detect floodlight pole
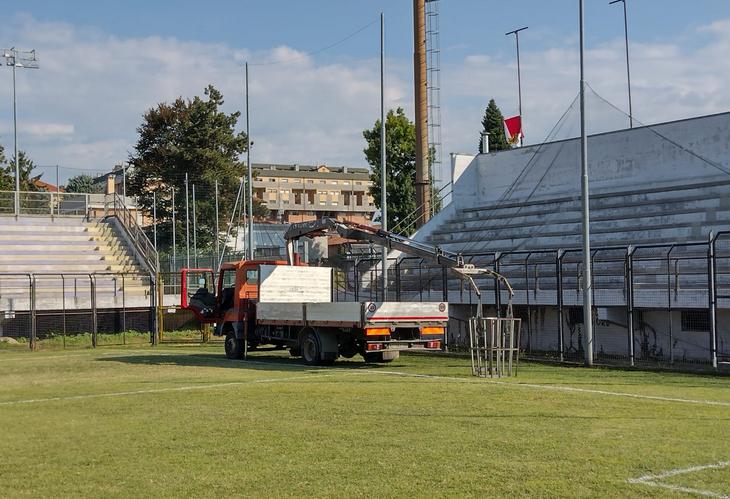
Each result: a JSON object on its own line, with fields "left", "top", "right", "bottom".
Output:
{"left": 185, "top": 172, "right": 190, "bottom": 268}
{"left": 505, "top": 27, "right": 528, "bottom": 146}
{"left": 171, "top": 187, "right": 176, "bottom": 270}
{"left": 610, "top": 0, "right": 633, "bottom": 128}
{"left": 380, "top": 12, "right": 388, "bottom": 297}
{"left": 245, "top": 62, "right": 254, "bottom": 260}
{"left": 3, "top": 48, "right": 39, "bottom": 216}
{"left": 12, "top": 60, "right": 18, "bottom": 214}
{"left": 579, "top": 0, "right": 594, "bottom": 366}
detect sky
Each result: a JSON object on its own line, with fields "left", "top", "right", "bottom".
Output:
{"left": 1, "top": 0, "right": 730, "bottom": 184}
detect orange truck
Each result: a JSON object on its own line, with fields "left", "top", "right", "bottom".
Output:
{"left": 181, "top": 218, "right": 511, "bottom": 365}
{"left": 181, "top": 259, "right": 448, "bottom": 365}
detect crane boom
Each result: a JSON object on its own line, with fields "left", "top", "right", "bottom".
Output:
{"left": 284, "top": 218, "right": 514, "bottom": 316}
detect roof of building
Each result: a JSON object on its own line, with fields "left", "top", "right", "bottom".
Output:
{"left": 252, "top": 163, "right": 371, "bottom": 180}
{"left": 33, "top": 179, "right": 64, "bottom": 193}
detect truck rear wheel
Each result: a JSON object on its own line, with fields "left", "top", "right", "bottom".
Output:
{"left": 301, "top": 331, "right": 321, "bottom": 366}
{"left": 225, "top": 332, "right": 244, "bottom": 360}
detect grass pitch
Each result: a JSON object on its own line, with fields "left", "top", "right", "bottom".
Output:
{"left": 1, "top": 345, "right": 729, "bottom": 498}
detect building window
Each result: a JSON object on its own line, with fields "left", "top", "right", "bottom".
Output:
{"left": 343, "top": 181, "right": 350, "bottom": 186}
{"left": 269, "top": 178, "right": 276, "bottom": 182}
{"left": 307, "top": 179, "right": 314, "bottom": 184}
{"left": 331, "top": 180, "right": 338, "bottom": 185}
{"left": 681, "top": 311, "right": 710, "bottom": 332}
{"left": 281, "top": 178, "right": 288, "bottom": 183}
{"left": 355, "top": 181, "right": 362, "bottom": 185}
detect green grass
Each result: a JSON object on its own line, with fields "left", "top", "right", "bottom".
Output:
{"left": 1, "top": 346, "right": 729, "bottom": 498}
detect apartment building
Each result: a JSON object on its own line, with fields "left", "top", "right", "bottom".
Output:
{"left": 252, "top": 163, "right": 376, "bottom": 224}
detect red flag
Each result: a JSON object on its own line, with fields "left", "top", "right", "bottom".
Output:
{"left": 504, "top": 115, "right": 523, "bottom": 145}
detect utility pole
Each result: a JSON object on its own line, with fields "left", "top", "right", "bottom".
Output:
{"left": 380, "top": 12, "right": 388, "bottom": 297}
{"left": 505, "top": 27, "right": 528, "bottom": 146}
{"left": 610, "top": 0, "right": 633, "bottom": 128}
{"left": 3, "top": 48, "right": 39, "bottom": 216}
{"left": 153, "top": 190, "right": 157, "bottom": 253}
{"left": 413, "top": 0, "right": 430, "bottom": 228}
{"left": 171, "top": 187, "right": 176, "bottom": 270}
{"left": 579, "top": 0, "right": 594, "bottom": 366}
{"left": 214, "top": 179, "right": 220, "bottom": 267}
{"left": 192, "top": 184, "right": 198, "bottom": 267}
{"left": 245, "top": 62, "right": 255, "bottom": 260}
{"left": 185, "top": 173, "right": 190, "bottom": 268}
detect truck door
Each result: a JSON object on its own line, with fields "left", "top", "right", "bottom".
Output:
{"left": 240, "top": 265, "right": 259, "bottom": 301}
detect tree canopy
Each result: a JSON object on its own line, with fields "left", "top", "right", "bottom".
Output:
{"left": 65, "top": 174, "right": 103, "bottom": 194}
{"left": 128, "top": 85, "right": 263, "bottom": 253}
{"left": 363, "top": 107, "right": 440, "bottom": 235}
{"left": 0, "top": 145, "right": 40, "bottom": 192}
{"left": 479, "top": 99, "right": 511, "bottom": 153}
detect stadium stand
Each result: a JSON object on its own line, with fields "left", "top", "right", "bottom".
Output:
{"left": 410, "top": 112, "right": 730, "bottom": 365}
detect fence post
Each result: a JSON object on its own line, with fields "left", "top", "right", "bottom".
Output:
{"left": 30, "top": 274, "right": 37, "bottom": 350}
{"left": 556, "top": 250, "right": 564, "bottom": 362}
{"left": 708, "top": 233, "right": 718, "bottom": 370}
{"left": 395, "top": 259, "right": 402, "bottom": 302}
{"left": 494, "top": 253, "right": 502, "bottom": 318}
{"left": 121, "top": 274, "right": 126, "bottom": 345}
{"left": 90, "top": 275, "right": 97, "bottom": 348}
{"left": 61, "top": 274, "right": 67, "bottom": 349}
{"left": 525, "top": 253, "right": 532, "bottom": 353}
{"left": 442, "top": 265, "right": 448, "bottom": 303}
{"left": 156, "top": 273, "right": 163, "bottom": 346}
{"left": 626, "top": 245, "right": 635, "bottom": 367}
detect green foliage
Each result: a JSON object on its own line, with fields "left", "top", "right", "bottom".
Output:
{"left": 363, "top": 108, "right": 440, "bottom": 235}
{"left": 479, "top": 99, "right": 511, "bottom": 153}
{"left": 0, "top": 144, "right": 40, "bottom": 191}
{"left": 65, "top": 174, "right": 103, "bottom": 194}
{"left": 129, "top": 85, "right": 265, "bottom": 252}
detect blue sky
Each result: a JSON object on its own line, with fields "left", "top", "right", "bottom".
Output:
{"left": 2, "top": 1, "right": 730, "bottom": 181}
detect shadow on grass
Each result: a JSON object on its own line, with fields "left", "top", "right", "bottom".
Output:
{"left": 98, "top": 351, "right": 388, "bottom": 373}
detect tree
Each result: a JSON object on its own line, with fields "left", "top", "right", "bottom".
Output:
{"left": 363, "top": 107, "right": 440, "bottom": 235}
{"left": 478, "top": 99, "right": 510, "bottom": 153}
{"left": 0, "top": 146, "right": 40, "bottom": 191}
{"left": 129, "top": 85, "right": 265, "bottom": 253}
{"left": 65, "top": 174, "right": 103, "bottom": 194}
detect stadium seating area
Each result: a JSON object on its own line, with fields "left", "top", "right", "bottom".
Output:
{"left": 0, "top": 216, "right": 151, "bottom": 311}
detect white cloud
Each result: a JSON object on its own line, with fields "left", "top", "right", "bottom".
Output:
{"left": 0, "top": 13, "right": 729, "bottom": 185}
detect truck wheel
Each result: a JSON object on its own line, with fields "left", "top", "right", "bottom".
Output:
{"left": 225, "top": 332, "right": 244, "bottom": 359}
{"left": 362, "top": 351, "right": 399, "bottom": 364}
{"left": 301, "top": 330, "right": 321, "bottom": 366}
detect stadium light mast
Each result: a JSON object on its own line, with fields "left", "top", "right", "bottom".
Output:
{"left": 3, "top": 48, "right": 39, "bottom": 216}
{"left": 579, "top": 0, "right": 594, "bottom": 366}
{"left": 380, "top": 12, "right": 388, "bottom": 297}
{"left": 609, "top": 0, "right": 633, "bottom": 128}
{"left": 245, "top": 62, "right": 254, "bottom": 260}
{"left": 505, "top": 27, "right": 528, "bottom": 146}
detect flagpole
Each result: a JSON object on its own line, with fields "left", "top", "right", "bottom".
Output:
{"left": 506, "top": 26, "right": 528, "bottom": 146}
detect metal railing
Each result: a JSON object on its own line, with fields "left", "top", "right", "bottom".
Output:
{"left": 0, "top": 190, "right": 91, "bottom": 217}
{"left": 104, "top": 193, "right": 159, "bottom": 275}
{"left": 335, "top": 235, "right": 730, "bottom": 370}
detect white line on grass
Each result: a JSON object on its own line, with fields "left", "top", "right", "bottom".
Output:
{"left": 628, "top": 461, "right": 730, "bottom": 498}
{"left": 0, "top": 373, "right": 335, "bottom": 407}
{"left": 362, "top": 370, "right": 730, "bottom": 408}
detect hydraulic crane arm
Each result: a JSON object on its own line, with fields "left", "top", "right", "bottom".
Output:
{"left": 284, "top": 218, "right": 514, "bottom": 315}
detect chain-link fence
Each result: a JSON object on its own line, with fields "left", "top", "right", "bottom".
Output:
{"left": 0, "top": 272, "right": 156, "bottom": 349}
{"left": 332, "top": 236, "right": 730, "bottom": 371}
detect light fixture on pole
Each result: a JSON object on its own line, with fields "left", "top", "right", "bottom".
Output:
{"left": 609, "top": 0, "right": 633, "bottom": 128}
{"left": 505, "top": 27, "right": 527, "bottom": 146}
{"left": 2, "top": 48, "right": 39, "bottom": 216}
{"left": 579, "top": 0, "right": 594, "bottom": 366}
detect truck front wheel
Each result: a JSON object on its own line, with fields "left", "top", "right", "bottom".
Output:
{"left": 225, "top": 332, "right": 244, "bottom": 359}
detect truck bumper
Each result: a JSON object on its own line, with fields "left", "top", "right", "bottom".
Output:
{"left": 366, "top": 339, "right": 442, "bottom": 352}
